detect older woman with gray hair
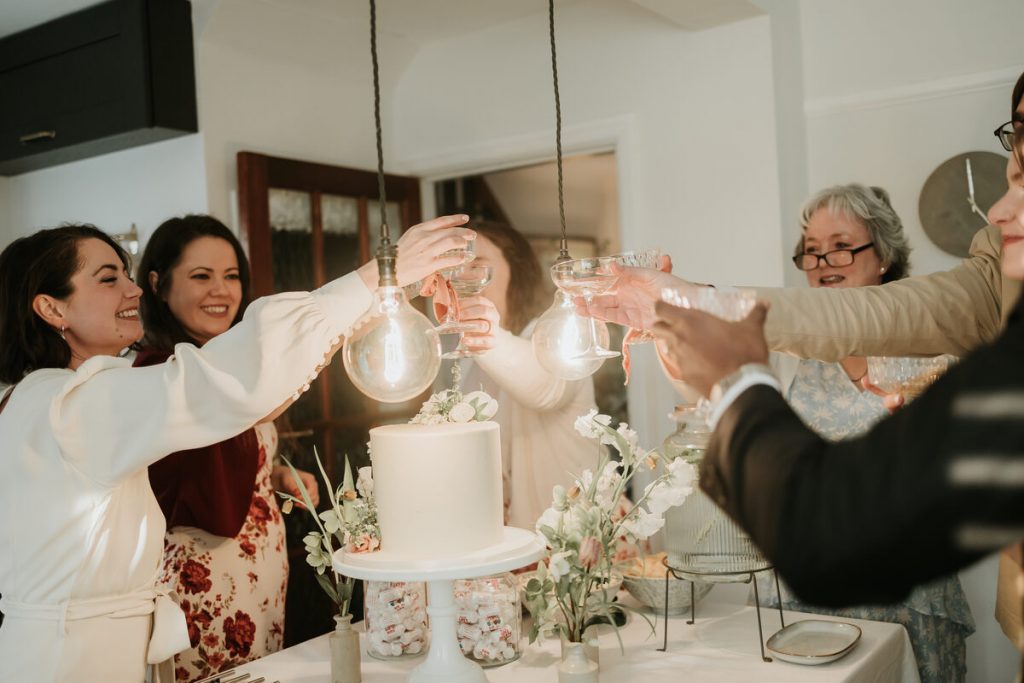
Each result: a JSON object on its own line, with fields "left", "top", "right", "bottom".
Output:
{"left": 757, "top": 182, "right": 974, "bottom": 682}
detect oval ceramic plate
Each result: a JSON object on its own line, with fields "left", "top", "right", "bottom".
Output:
{"left": 766, "top": 619, "right": 862, "bottom": 665}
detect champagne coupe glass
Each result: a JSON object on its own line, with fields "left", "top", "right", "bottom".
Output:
{"left": 660, "top": 285, "right": 757, "bottom": 425}
{"left": 551, "top": 256, "right": 621, "bottom": 360}
{"left": 866, "top": 355, "right": 956, "bottom": 402}
{"left": 608, "top": 248, "right": 662, "bottom": 344}
{"left": 442, "top": 264, "right": 494, "bottom": 359}
{"left": 434, "top": 238, "right": 478, "bottom": 334}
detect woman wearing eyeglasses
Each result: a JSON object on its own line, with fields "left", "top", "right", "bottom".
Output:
{"left": 757, "top": 183, "right": 974, "bottom": 683}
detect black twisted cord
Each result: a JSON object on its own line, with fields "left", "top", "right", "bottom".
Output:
{"left": 549, "top": 0, "right": 569, "bottom": 260}
{"left": 370, "top": 0, "right": 389, "bottom": 245}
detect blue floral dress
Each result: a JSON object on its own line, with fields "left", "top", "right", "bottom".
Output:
{"left": 756, "top": 358, "right": 975, "bottom": 683}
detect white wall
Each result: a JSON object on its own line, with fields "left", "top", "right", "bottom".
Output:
{"left": 4, "top": 134, "right": 207, "bottom": 246}
{"left": 798, "top": 2, "right": 1024, "bottom": 680}
{"left": 484, "top": 153, "right": 621, "bottom": 254}
{"left": 753, "top": 0, "right": 809, "bottom": 288}
{"left": 196, "top": 0, "right": 418, "bottom": 226}
{"left": 392, "top": 0, "right": 785, "bottom": 448}
{"left": 801, "top": 0, "right": 1023, "bottom": 278}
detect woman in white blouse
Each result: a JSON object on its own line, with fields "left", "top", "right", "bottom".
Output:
{"left": 454, "top": 223, "right": 598, "bottom": 530}
{"left": 0, "top": 216, "right": 471, "bottom": 682}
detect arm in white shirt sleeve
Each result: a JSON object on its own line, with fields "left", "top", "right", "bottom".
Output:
{"left": 707, "top": 369, "right": 781, "bottom": 429}
{"left": 473, "top": 328, "right": 584, "bottom": 412}
{"left": 50, "top": 272, "right": 372, "bottom": 485}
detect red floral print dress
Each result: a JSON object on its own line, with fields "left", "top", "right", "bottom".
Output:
{"left": 160, "top": 423, "right": 288, "bottom": 682}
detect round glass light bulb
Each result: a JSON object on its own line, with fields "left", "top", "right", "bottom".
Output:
{"left": 343, "top": 285, "right": 442, "bottom": 403}
{"left": 532, "top": 289, "right": 608, "bottom": 380}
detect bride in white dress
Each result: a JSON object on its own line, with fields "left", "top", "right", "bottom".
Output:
{"left": 0, "top": 216, "right": 472, "bottom": 682}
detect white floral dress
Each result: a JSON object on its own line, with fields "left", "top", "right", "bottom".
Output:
{"left": 757, "top": 358, "right": 975, "bottom": 683}
{"left": 159, "top": 422, "right": 288, "bottom": 682}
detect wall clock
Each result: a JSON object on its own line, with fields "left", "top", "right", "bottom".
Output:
{"left": 918, "top": 151, "right": 1007, "bottom": 257}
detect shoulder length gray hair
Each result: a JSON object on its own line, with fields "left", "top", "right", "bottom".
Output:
{"left": 795, "top": 183, "right": 912, "bottom": 282}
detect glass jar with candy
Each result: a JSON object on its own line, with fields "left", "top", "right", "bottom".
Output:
{"left": 363, "top": 580, "right": 429, "bottom": 659}
{"left": 453, "top": 572, "right": 521, "bottom": 666}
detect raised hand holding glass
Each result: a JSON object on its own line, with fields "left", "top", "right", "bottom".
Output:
{"left": 551, "top": 257, "right": 621, "bottom": 360}
{"left": 435, "top": 237, "right": 478, "bottom": 334}
{"left": 442, "top": 264, "right": 494, "bottom": 359}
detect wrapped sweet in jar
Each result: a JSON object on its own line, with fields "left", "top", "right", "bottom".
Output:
{"left": 364, "top": 581, "right": 429, "bottom": 659}
{"left": 453, "top": 572, "right": 521, "bottom": 667}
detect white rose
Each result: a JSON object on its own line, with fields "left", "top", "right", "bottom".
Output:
{"left": 536, "top": 506, "right": 563, "bottom": 536}
{"left": 667, "top": 457, "right": 697, "bottom": 484}
{"left": 644, "top": 479, "right": 691, "bottom": 516}
{"left": 616, "top": 423, "right": 639, "bottom": 449}
{"left": 464, "top": 390, "right": 499, "bottom": 420}
{"left": 574, "top": 409, "right": 601, "bottom": 438}
{"left": 548, "top": 550, "right": 573, "bottom": 582}
{"left": 621, "top": 508, "right": 664, "bottom": 541}
{"left": 449, "top": 401, "right": 476, "bottom": 423}
{"left": 594, "top": 461, "right": 622, "bottom": 510}
{"left": 356, "top": 466, "right": 374, "bottom": 499}
{"left": 482, "top": 398, "right": 499, "bottom": 419}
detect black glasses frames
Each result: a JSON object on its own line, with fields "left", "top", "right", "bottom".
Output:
{"left": 994, "top": 120, "right": 1023, "bottom": 153}
{"left": 792, "top": 243, "right": 875, "bottom": 271}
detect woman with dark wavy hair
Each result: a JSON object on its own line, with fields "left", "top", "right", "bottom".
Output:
{"left": 453, "top": 222, "right": 600, "bottom": 532}
{"left": 0, "top": 215, "right": 472, "bottom": 682}
{"left": 135, "top": 215, "right": 319, "bottom": 680}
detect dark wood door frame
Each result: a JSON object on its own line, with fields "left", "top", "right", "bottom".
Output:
{"left": 237, "top": 151, "right": 423, "bottom": 296}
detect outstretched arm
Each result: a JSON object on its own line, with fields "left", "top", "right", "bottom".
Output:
{"left": 756, "top": 225, "right": 1007, "bottom": 360}
{"left": 701, "top": 310, "right": 1024, "bottom": 605}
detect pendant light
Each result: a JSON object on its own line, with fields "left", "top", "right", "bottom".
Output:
{"left": 532, "top": 0, "right": 609, "bottom": 380}
{"left": 342, "top": 0, "right": 442, "bottom": 403}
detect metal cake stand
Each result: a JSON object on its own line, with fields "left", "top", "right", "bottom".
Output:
{"left": 657, "top": 555, "right": 786, "bottom": 662}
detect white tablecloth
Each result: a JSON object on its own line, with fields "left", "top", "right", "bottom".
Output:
{"left": 238, "top": 591, "right": 920, "bottom": 683}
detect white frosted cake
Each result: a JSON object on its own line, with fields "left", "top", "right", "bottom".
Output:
{"left": 370, "top": 421, "right": 504, "bottom": 558}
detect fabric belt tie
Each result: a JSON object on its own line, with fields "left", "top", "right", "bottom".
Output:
{"left": 0, "top": 587, "right": 190, "bottom": 676}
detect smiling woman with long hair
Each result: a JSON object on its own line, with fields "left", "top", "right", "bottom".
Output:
{"left": 0, "top": 215, "right": 472, "bottom": 682}
{"left": 135, "top": 215, "right": 322, "bottom": 680}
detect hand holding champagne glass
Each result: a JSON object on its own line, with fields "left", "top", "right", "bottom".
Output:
{"left": 435, "top": 237, "right": 478, "bottom": 334}
{"left": 551, "top": 256, "right": 621, "bottom": 360}
{"left": 443, "top": 263, "right": 494, "bottom": 359}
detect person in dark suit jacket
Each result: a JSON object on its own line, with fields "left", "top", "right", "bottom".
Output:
{"left": 645, "top": 102, "right": 1024, "bottom": 608}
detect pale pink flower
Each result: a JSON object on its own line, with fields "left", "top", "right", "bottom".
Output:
{"left": 346, "top": 533, "right": 380, "bottom": 554}
{"left": 578, "top": 536, "right": 602, "bottom": 569}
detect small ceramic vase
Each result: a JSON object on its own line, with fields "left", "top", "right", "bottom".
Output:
{"left": 329, "top": 613, "right": 361, "bottom": 683}
{"left": 558, "top": 641, "right": 599, "bottom": 683}
{"left": 560, "top": 628, "right": 599, "bottom": 667}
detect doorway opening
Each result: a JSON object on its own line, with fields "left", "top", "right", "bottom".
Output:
{"left": 433, "top": 151, "right": 627, "bottom": 425}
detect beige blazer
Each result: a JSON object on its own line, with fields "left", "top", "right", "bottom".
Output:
{"left": 751, "top": 224, "right": 1024, "bottom": 649}
{"left": 754, "top": 225, "right": 1020, "bottom": 361}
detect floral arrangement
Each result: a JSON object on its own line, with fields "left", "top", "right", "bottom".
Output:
{"left": 410, "top": 364, "right": 498, "bottom": 425}
{"left": 524, "top": 409, "right": 696, "bottom": 644}
{"left": 278, "top": 451, "right": 380, "bottom": 617}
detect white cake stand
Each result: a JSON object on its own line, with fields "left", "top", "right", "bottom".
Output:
{"left": 333, "top": 526, "right": 545, "bottom": 683}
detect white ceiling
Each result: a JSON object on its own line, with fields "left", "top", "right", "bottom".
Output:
{"left": 0, "top": 0, "right": 761, "bottom": 42}
{"left": 0, "top": 0, "right": 104, "bottom": 37}
{"left": 0, "top": 0, "right": 584, "bottom": 42}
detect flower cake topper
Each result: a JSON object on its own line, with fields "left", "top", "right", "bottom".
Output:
{"left": 410, "top": 363, "right": 499, "bottom": 425}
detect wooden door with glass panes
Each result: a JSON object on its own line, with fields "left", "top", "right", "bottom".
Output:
{"left": 237, "top": 151, "right": 423, "bottom": 481}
